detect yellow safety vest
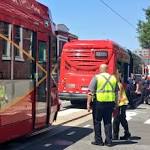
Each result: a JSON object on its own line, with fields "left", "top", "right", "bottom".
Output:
{"left": 96, "top": 73, "right": 117, "bottom": 102}
{"left": 118, "top": 82, "right": 128, "bottom": 106}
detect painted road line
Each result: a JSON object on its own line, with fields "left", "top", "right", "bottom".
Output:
{"left": 144, "top": 119, "right": 150, "bottom": 124}
{"left": 67, "top": 131, "right": 76, "bottom": 136}
{"left": 112, "top": 111, "right": 137, "bottom": 121}
{"left": 126, "top": 111, "right": 137, "bottom": 121}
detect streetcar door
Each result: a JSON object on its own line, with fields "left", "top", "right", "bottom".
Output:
{"left": 34, "top": 36, "right": 49, "bottom": 128}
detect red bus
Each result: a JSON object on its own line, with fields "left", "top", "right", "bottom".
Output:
{"left": 0, "top": 0, "right": 59, "bottom": 143}
{"left": 58, "top": 40, "right": 130, "bottom": 104}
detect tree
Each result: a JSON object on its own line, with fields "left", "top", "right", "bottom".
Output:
{"left": 137, "top": 7, "right": 150, "bottom": 49}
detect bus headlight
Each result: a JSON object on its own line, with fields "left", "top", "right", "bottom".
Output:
{"left": 81, "top": 86, "right": 88, "bottom": 91}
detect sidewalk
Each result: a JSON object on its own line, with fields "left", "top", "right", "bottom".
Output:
{"left": 53, "top": 108, "right": 91, "bottom": 125}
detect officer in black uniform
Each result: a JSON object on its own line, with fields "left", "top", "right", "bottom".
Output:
{"left": 87, "top": 64, "right": 118, "bottom": 147}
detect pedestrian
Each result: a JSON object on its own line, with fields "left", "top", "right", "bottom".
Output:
{"left": 113, "top": 71, "right": 131, "bottom": 140}
{"left": 0, "top": 84, "right": 7, "bottom": 108}
{"left": 126, "top": 73, "right": 136, "bottom": 108}
{"left": 87, "top": 64, "right": 118, "bottom": 146}
{"left": 141, "top": 75, "right": 150, "bottom": 104}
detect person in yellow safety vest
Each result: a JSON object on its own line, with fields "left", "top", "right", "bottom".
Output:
{"left": 112, "top": 70, "right": 131, "bottom": 140}
{"left": 0, "top": 84, "right": 7, "bottom": 108}
{"left": 87, "top": 64, "right": 119, "bottom": 147}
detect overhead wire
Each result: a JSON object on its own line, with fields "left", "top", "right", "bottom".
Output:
{"left": 98, "top": 0, "right": 135, "bottom": 29}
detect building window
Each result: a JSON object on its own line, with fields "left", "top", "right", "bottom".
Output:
{"left": 0, "top": 21, "right": 11, "bottom": 60}
{"left": 57, "top": 35, "right": 68, "bottom": 57}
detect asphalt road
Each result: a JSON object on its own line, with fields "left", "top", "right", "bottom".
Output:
{"left": 0, "top": 104, "right": 150, "bottom": 150}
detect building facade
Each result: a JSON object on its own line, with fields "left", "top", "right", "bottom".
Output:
{"left": 55, "top": 24, "right": 78, "bottom": 57}
{"left": 134, "top": 49, "right": 150, "bottom": 65}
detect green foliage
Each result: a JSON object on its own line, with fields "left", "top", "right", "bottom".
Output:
{"left": 137, "top": 7, "right": 150, "bottom": 48}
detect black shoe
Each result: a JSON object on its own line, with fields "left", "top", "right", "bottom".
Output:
{"left": 104, "top": 141, "right": 113, "bottom": 147}
{"left": 91, "top": 141, "right": 104, "bottom": 146}
{"left": 120, "top": 133, "right": 131, "bottom": 140}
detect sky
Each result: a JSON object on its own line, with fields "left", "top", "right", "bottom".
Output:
{"left": 38, "top": 0, "right": 149, "bottom": 50}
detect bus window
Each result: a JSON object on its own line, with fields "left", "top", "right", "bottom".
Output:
{"left": 117, "top": 61, "right": 129, "bottom": 83}
{"left": 95, "top": 50, "right": 108, "bottom": 59}
{"left": 117, "top": 61, "right": 122, "bottom": 72}
{"left": 123, "top": 63, "right": 129, "bottom": 83}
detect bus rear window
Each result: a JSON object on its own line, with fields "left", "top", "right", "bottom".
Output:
{"left": 95, "top": 51, "right": 108, "bottom": 59}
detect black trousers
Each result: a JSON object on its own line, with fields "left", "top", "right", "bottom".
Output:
{"left": 141, "top": 88, "right": 149, "bottom": 104}
{"left": 126, "top": 89, "right": 134, "bottom": 108}
{"left": 92, "top": 101, "right": 115, "bottom": 143}
{"left": 113, "top": 105, "right": 129, "bottom": 137}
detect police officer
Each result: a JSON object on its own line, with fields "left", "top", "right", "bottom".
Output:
{"left": 87, "top": 64, "right": 118, "bottom": 146}
{"left": 141, "top": 75, "right": 150, "bottom": 104}
{"left": 113, "top": 71, "right": 131, "bottom": 140}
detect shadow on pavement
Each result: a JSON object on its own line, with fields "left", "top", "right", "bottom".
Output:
{"left": 0, "top": 128, "right": 142, "bottom": 149}
{"left": 112, "top": 140, "right": 138, "bottom": 146}
{"left": 129, "top": 136, "right": 141, "bottom": 140}
{"left": 111, "top": 135, "right": 141, "bottom": 147}
{"left": 0, "top": 126, "right": 93, "bottom": 150}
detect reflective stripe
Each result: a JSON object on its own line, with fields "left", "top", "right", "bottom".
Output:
{"left": 96, "top": 73, "right": 117, "bottom": 102}
{"left": 96, "top": 74, "right": 115, "bottom": 93}
{"left": 97, "top": 90, "right": 115, "bottom": 93}
{"left": 100, "top": 75, "right": 114, "bottom": 91}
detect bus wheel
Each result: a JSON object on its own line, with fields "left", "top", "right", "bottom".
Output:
{"left": 70, "top": 100, "right": 86, "bottom": 108}
{"left": 70, "top": 100, "right": 79, "bottom": 105}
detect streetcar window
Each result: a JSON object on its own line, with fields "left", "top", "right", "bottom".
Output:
{"left": 95, "top": 51, "right": 108, "bottom": 59}
{"left": 0, "top": 21, "right": 11, "bottom": 79}
{"left": 51, "top": 36, "right": 58, "bottom": 87}
{"left": 39, "top": 42, "right": 47, "bottom": 62}
{"left": 23, "top": 28, "right": 33, "bottom": 56}
{"left": 13, "top": 27, "right": 35, "bottom": 79}
{"left": 14, "top": 26, "right": 24, "bottom": 60}
{"left": 0, "top": 21, "right": 11, "bottom": 59}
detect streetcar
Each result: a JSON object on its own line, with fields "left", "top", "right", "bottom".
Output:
{"left": 58, "top": 40, "right": 143, "bottom": 104}
{"left": 0, "top": 0, "right": 59, "bottom": 143}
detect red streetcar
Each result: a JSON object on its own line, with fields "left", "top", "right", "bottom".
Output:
{"left": 58, "top": 40, "right": 130, "bottom": 104}
{"left": 0, "top": 0, "right": 59, "bottom": 143}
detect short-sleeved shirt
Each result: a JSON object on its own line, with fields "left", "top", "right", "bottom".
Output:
{"left": 88, "top": 76, "right": 97, "bottom": 93}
